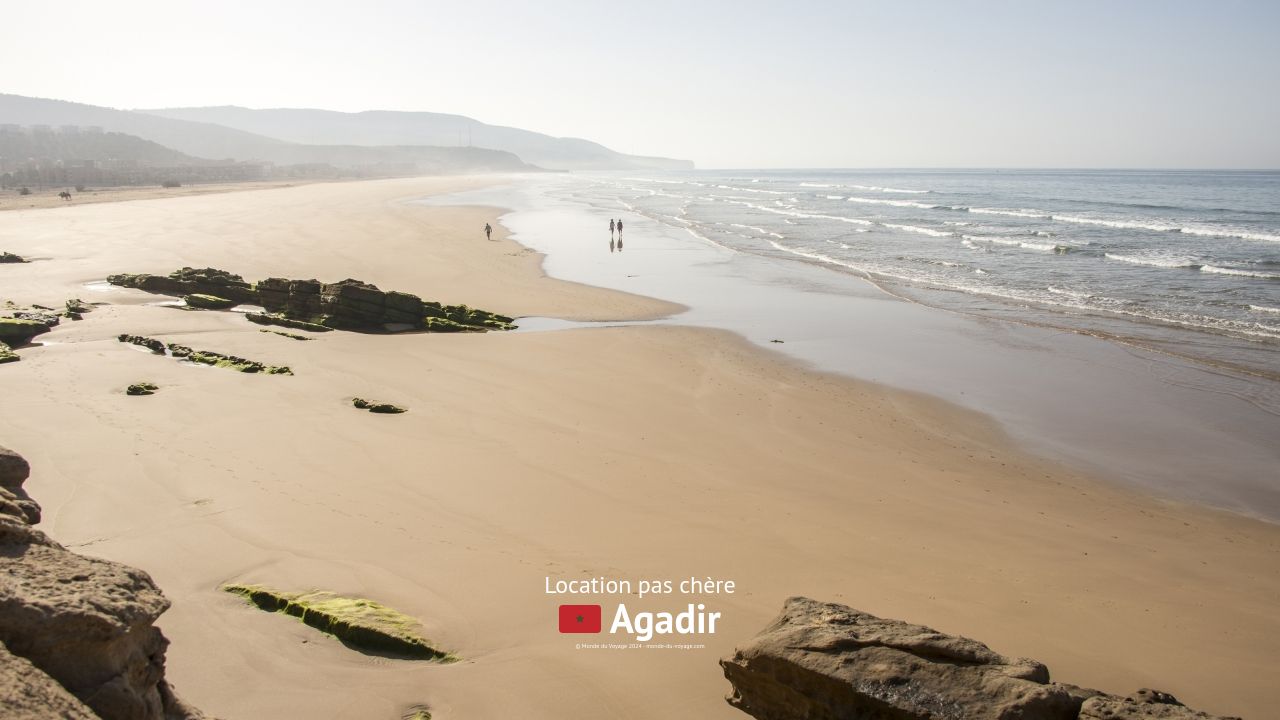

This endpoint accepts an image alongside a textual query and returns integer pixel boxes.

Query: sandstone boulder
[0,317,51,346]
[182,294,237,311]
[0,444,31,489]
[0,639,99,719]
[107,267,258,305]
[722,598,1240,720]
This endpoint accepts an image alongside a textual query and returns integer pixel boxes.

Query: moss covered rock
[259,329,312,341]
[222,583,453,660]
[0,318,50,346]
[183,293,237,310]
[0,341,17,364]
[166,343,292,375]
[353,398,408,414]
[245,312,333,333]
[0,251,27,264]
[126,382,158,396]
[117,333,167,354]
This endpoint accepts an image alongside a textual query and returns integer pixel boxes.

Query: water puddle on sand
[511,317,658,333]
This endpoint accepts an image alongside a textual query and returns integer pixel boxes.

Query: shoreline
[430,175,1280,523]
[1,175,1277,718]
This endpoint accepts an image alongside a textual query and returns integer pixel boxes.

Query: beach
[1,175,1278,719]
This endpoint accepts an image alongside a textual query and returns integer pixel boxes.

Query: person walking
[484,222,492,240]
[616,218,624,237]
[609,218,616,237]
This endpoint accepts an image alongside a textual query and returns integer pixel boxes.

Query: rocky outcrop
[0,340,17,364]
[1079,690,1237,720]
[166,343,292,375]
[0,317,51,346]
[0,444,208,720]
[107,266,515,333]
[353,397,407,414]
[126,383,159,396]
[107,267,258,305]
[0,444,38,524]
[258,328,312,341]
[0,251,27,263]
[182,294,237,310]
[222,583,453,661]
[721,597,1238,720]
[257,276,514,332]
[118,334,167,354]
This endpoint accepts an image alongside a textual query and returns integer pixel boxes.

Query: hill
[138,106,693,171]
[0,94,536,174]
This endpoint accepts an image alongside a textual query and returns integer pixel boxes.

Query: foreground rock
[0,251,27,263]
[0,444,39,524]
[108,266,515,333]
[0,444,208,720]
[0,340,17,364]
[167,343,292,375]
[720,597,1238,720]
[222,583,453,661]
[126,382,159,396]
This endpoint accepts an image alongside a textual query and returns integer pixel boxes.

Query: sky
[3,0,1278,168]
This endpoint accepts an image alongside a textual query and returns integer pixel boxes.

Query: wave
[1249,305,1280,314]
[730,200,875,226]
[846,196,938,209]
[1201,265,1280,279]
[799,182,835,188]
[713,184,788,195]
[1178,226,1280,243]
[965,207,1049,218]
[1104,252,1200,269]
[964,235,1072,253]
[850,184,930,194]
[824,195,845,200]
[883,223,952,237]
[725,222,784,239]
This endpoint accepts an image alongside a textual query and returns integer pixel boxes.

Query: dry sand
[0,175,1277,719]
[0,180,314,213]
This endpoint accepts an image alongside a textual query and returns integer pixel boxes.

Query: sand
[0,175,1277,719]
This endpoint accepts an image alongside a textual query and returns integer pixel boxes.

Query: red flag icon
[559,604,602,633]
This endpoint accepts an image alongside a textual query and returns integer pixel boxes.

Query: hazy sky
[3,0,1278,168]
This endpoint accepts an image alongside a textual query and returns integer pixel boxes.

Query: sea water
[564,169,1280,381]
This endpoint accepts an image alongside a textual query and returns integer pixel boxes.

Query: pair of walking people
[609,218,624,238]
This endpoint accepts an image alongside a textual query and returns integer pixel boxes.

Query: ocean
[561,169,1280,382]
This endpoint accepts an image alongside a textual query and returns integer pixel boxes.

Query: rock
[0,340,17,364]
[402,707,432,720]
[0,640,99,719]
[0,251,27,264]
[12,310,60,327]
[353,398,407,414]
[720,597,1083,720]
[0,516,204,720]
[721,598,1239,720]
[107,267,258,305]
[126,383,159,396]
[258,329,312,341]
[0,486,41,525]
[0,317,51,346]
[1079,690,1241,720]
[165,343,292,375]
[117,334,167,354]
[0,444,31,490]
[221,583,453,661]
[182,294,237,311]
[66,298,92,315]
[244,312,332,333]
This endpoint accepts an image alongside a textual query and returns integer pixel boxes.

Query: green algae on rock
[126,382,159,396]
[0,318,51,346]
[183,293,238,310]
[166,343,292,375]
[259,329,312,341]
[118,333,168,354]
[245,312,333,333]
[0,341,17,364]
[222,583,453,661]
[353,397,408,414]
[0,251,27,263]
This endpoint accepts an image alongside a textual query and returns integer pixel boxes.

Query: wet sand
[0,175,1277,719]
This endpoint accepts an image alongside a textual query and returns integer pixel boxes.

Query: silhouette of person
[616,218,624,237]
[484,222,492,240]
[609,218,615,237]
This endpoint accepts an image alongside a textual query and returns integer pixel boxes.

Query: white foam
[846,196,937,209]
[824,195,845,200]
[966,207,1048,218]
[883,223,952,237]
[1104,252,1200,269]
[1249,304,1280,314]
[800,182,835,188]
[850,184,930,194]
[1201,265,1280,279]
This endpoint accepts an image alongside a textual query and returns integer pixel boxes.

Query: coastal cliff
[0,445,208,720]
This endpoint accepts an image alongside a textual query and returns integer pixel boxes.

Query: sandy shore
[1,175,1277,719]
[0,180,318,213]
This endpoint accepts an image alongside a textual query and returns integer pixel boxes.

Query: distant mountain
[0,94,535,174]
[138,106,693,171]
[0,128,201,165]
